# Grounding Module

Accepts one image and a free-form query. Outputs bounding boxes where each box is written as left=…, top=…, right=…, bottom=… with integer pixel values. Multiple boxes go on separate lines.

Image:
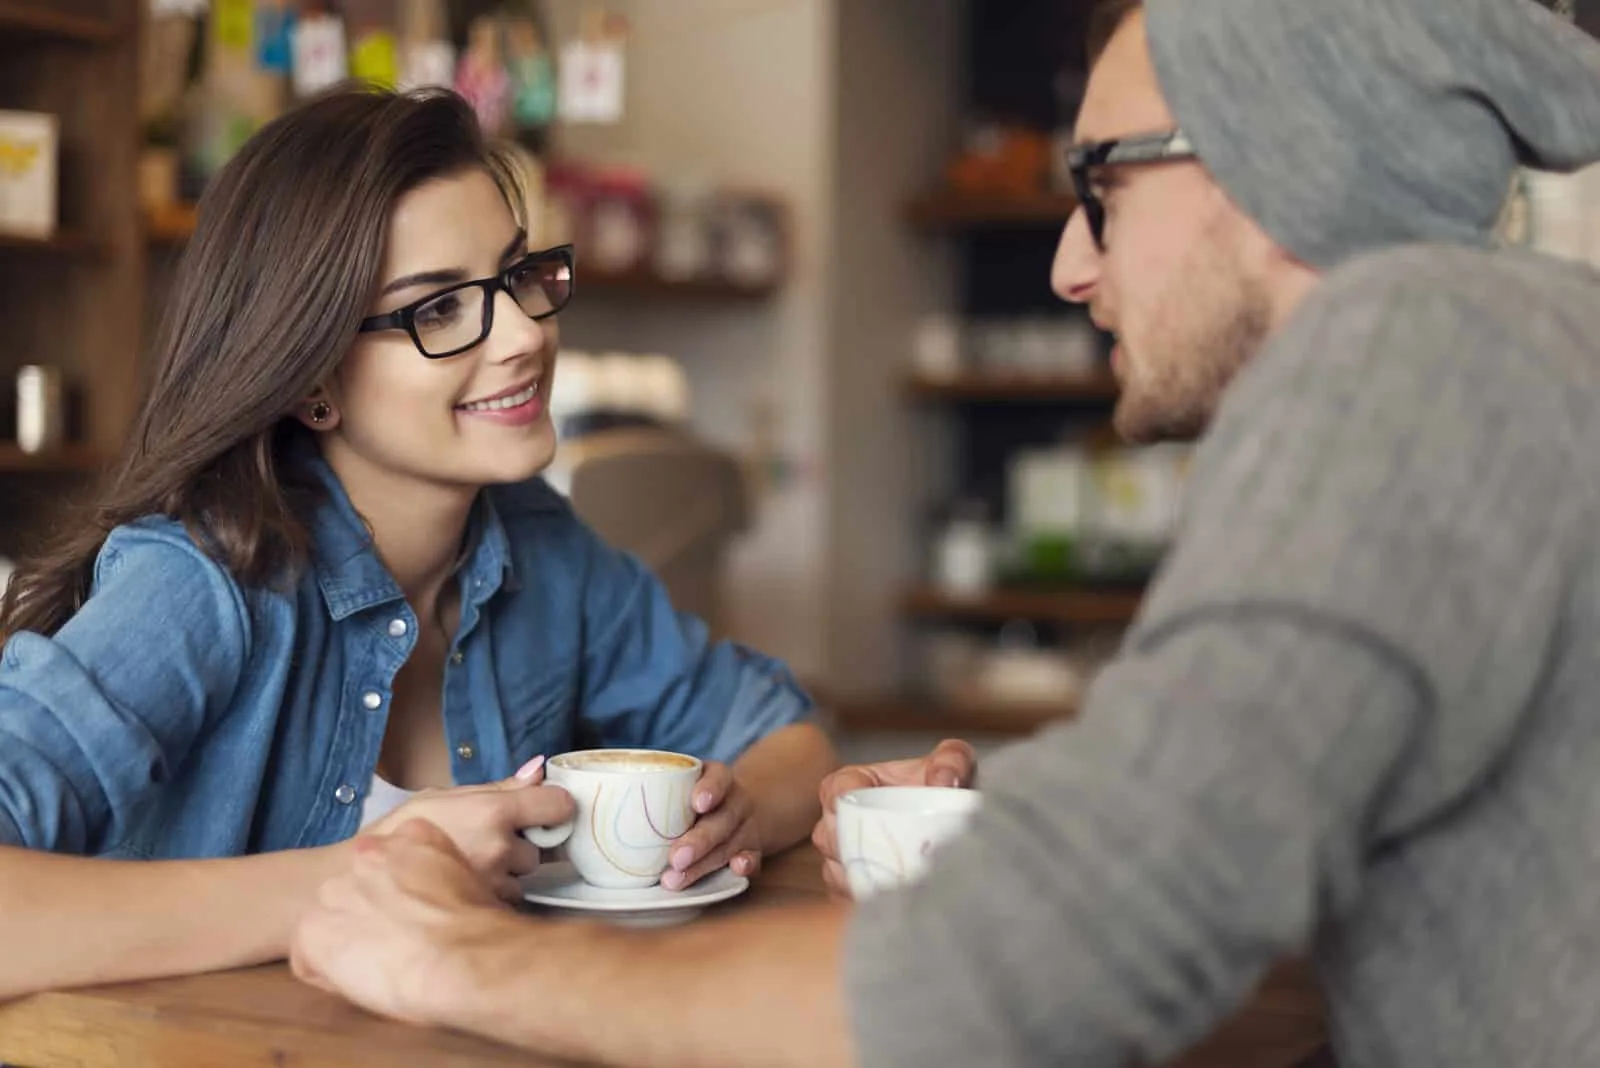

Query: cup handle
left=523, top=818, right=574, bottom=849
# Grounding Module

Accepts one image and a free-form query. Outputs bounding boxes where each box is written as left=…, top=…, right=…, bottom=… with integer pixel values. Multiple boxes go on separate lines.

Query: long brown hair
left=1, top=85, right=522, bottom=638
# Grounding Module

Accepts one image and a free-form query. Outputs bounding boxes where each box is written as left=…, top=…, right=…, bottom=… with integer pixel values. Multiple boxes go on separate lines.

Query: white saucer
left=520, top=862, right=751, bottom=927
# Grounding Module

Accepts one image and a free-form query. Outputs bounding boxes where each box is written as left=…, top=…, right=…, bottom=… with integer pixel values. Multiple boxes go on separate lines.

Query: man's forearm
left=733, top=722, right=838, bottom=853
left=454, top=902, right=857, bottom=1068
left=0, top=841, right=354, bottom=1000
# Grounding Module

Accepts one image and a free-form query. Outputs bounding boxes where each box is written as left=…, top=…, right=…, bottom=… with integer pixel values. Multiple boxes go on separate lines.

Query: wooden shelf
left=580, top=266, right=780, bottom=301
left=900, top=584, right=1143, bottom=627
left=0, top=442, right=103, bottom=473
left=906, top=369, right=1118, bottom=403
left=0, top=4, right=119, bottom=40
left=0, top=228, right=105, bottom=259
left=144, top=202, right=198, bottom=244
left=828, top=690, right=1077, bottom=737
left=907, top=190, right=1079, bottom=230
left=147, top=204, right=778, bottom=299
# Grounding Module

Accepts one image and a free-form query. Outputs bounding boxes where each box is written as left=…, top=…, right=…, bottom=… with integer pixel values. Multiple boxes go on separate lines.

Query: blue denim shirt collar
left=301, top=453, right=520, bottom=621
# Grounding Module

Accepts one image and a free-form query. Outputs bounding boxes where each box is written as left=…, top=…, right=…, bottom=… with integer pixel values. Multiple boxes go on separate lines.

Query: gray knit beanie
left=1144, top=0, right=1600, bottom=268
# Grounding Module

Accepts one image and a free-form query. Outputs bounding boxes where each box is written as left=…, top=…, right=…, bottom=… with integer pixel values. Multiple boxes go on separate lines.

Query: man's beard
left=1112, top=227, right=1273, bottom=445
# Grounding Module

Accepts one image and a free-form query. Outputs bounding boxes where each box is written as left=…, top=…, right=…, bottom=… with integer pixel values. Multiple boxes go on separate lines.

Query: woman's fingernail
left=515, top=755, right=546, bottom=782
left=661, top=870, right=684, bottom=890
left=695, top=791, right=713, bottom=811
left=672, top=846, right=694, bottom=870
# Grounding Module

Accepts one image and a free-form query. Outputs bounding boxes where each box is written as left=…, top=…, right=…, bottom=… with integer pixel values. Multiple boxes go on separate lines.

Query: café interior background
left=2, top=0, right=1598, bottom=759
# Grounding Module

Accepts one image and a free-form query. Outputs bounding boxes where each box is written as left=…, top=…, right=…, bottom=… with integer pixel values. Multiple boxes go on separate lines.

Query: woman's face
left=321, top=167, right=561, bottom=492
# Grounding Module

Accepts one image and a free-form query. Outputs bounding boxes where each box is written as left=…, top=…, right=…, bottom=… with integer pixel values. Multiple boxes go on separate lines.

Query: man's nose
left=1051, top=208, right=1099, bottom=305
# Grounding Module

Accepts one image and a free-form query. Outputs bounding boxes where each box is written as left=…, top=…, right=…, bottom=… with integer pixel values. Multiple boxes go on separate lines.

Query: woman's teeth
left=459, top=381, right=538, bottom=412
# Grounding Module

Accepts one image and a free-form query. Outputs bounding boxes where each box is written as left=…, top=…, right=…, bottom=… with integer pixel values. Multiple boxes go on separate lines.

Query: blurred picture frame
left=0, top=111, right=58, bottom=239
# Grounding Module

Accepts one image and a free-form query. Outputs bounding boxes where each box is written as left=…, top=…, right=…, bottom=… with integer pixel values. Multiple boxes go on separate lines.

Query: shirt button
left=450, top=650, right=464, bottom=665
left=456, top=743, right=476, bottom=761
left=334, top=784, right=357, bottom=805
left=362, top=691, right=383, bottom=710
left=388, top=618, right=408, bottom=638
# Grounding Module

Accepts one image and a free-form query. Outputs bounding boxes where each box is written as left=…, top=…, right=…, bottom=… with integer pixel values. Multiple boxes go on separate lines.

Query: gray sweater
left=846, top=245, right=1600, bottom=1067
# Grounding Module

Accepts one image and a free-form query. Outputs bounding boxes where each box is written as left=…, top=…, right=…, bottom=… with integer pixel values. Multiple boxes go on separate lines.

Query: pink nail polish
left=672, top=846, right=693, bottom=869
left=515, top=755, right=546, bottom=782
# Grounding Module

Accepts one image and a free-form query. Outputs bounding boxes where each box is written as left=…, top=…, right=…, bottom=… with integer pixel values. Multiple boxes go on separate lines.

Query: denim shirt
left=0, top=460, right=812, bottom=859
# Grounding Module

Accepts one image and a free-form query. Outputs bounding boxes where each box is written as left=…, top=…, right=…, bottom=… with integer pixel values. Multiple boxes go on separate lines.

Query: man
left=289, top=0, right=1600, bottom=1064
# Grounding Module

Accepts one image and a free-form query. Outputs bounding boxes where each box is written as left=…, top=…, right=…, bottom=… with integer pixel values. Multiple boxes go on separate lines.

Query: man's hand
left=811, top=739, right=978, bottom=898
left=290, top=819, right=519, bottom=1029
left=663, top=761, right=762, bottom=890
left=368, top=757, right=574, bottom=902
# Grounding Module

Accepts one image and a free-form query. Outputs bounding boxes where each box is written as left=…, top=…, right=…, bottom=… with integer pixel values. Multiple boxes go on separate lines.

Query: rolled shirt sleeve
left=0, top=521, right=250, bottom=854
left=574, top=529, right=813, bottom=764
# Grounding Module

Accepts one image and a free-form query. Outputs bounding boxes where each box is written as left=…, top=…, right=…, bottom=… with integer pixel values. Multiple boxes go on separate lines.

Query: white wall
left=823, top=0, right=961, bottom=691
left=547, top=0, right=839, bottom=678
left=546, top=0, right=966, bottom=696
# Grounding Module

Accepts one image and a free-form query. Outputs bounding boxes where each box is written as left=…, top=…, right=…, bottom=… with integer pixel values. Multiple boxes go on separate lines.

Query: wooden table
left=0, top=847, right=1327, bottom=1067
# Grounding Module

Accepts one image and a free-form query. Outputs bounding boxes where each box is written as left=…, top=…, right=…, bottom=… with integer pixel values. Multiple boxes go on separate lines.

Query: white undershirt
left=359, top=774, right=418, bottom=829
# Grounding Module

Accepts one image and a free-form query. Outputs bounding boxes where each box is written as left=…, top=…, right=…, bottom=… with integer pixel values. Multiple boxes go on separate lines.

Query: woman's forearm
left=733, top=721, right=839, bottom=854
left=0, top=840, right=354, bottom=1001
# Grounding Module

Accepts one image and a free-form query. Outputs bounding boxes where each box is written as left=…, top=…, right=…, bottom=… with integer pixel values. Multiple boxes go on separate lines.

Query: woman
left=0, top=85, right=835, bottom=999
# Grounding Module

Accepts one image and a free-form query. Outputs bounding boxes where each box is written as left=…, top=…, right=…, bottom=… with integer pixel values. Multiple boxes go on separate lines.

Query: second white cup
left=836, top=785, right=981, bottom=900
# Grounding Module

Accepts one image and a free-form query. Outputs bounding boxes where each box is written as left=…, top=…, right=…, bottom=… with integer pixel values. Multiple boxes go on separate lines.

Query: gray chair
left=551, top=428, right=751, bottom=636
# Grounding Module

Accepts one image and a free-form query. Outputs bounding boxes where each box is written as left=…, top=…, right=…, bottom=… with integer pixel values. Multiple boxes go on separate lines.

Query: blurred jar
left=549, top=349, right=597, bottom=431
left=912, top=315, right=963, bottom=380
left=931, top=500, right=995, bottom=597
left=655, top=178, right=714, bottom=282
left=1008, top=446, right=1091, bottom=582
left=976, top=629, right=1082, bottom=709
left=634, top=354, right=691, bottom=425
left=594, top=352, right=649, bottom=417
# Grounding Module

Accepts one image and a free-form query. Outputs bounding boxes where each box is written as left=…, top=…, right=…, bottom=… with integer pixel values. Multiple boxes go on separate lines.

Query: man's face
left=1053, top=10, right=1274, bottom=443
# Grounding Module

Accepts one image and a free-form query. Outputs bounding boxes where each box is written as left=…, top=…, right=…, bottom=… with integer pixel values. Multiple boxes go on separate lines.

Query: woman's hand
left=366, top=757, right=574, bottom=902
left=661, top=761, right=762, bottom=890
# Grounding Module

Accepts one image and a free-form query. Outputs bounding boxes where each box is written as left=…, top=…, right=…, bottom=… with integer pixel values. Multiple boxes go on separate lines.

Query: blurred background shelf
left=575, top=266, right=780, bottom=301
left=0, top=442, right=103, bottom=473
left=900, top=584, right=1144, bottom=627
left=145, top=204, right=778, bottom=300
left=906, top=190, right=1078, bottom=230
left=0, top=3, right=118, bottom=40
left=0, top=228, right=106, bottom=259
left=826, top=689, right=1077, bottom=738
left=905, top=369, right=1118, bottom=403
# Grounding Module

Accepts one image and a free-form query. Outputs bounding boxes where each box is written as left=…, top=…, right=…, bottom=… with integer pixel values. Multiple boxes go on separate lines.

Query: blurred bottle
left=931, top=499, right=996, bottom=597
left=15, top=365, right=64, bottom=454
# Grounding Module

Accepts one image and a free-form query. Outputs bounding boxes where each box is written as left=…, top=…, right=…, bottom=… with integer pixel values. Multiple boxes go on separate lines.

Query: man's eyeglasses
left=358, top=244, right=576, bottom=359
left=1065, top=129, right=1196, bottom=249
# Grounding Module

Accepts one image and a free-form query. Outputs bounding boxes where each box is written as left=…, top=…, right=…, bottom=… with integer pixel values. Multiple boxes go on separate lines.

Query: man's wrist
left=436, top=910, right=586, bottom=1045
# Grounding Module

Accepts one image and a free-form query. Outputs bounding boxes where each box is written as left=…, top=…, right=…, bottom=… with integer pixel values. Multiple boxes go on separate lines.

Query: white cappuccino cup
left=523, top=748, right=702, bottom=889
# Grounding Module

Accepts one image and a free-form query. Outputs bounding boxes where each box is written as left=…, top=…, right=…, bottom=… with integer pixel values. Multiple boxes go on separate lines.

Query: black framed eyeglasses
left=1065, top=129, right=1197, bottom=249
left=358, top=244, right=576, bottom=359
